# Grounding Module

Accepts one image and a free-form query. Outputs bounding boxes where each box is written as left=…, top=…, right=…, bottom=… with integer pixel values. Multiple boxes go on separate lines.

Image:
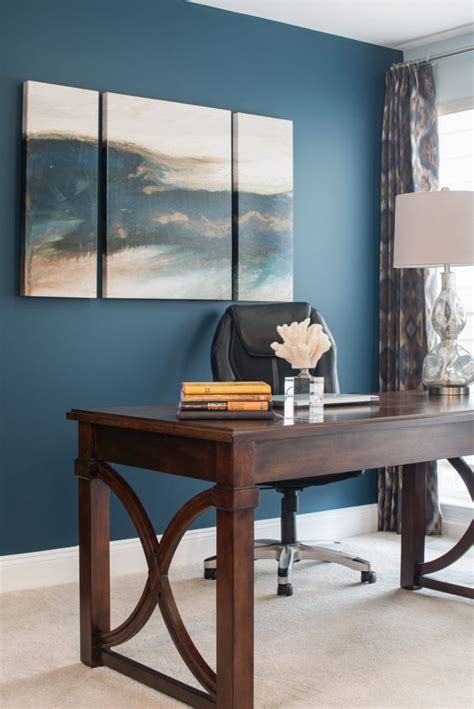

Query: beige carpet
left=1, top=532, right=473, bottom=708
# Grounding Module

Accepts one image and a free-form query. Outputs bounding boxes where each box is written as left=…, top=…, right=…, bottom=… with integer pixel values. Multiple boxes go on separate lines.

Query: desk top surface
left=67, top=391, right=474, bottom=443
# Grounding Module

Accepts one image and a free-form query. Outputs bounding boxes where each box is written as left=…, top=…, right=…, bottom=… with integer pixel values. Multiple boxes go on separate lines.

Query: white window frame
left=437, top=96, right=474, bottom=115
left=436, top=98, right=474, bottom=518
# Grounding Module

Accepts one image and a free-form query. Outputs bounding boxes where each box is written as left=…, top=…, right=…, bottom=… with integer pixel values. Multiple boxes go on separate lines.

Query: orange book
left=180, top=401, right=270, bottom=412
left=181, top=381, right=271, bottom=395
left=181, top=393, right=271, bottom=402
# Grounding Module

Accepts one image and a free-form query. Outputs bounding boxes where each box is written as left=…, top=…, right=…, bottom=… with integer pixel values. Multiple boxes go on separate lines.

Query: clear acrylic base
left=284, top=370, right=324, bottom=422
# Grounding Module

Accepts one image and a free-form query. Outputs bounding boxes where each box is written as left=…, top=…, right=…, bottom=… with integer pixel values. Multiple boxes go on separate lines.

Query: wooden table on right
left=68, top=391, right=474, bottom=708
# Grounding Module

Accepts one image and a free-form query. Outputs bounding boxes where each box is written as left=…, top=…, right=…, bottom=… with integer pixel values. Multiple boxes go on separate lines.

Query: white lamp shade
left=393, top=191, right=474, bottom=268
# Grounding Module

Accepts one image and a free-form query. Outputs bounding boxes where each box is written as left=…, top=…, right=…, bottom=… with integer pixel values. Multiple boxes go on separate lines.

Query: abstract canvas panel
left=22, top=81, right=99, bottom=297
left=233, top=113, right=293, bottom=301
left=103, top=93, right=232, bottom=299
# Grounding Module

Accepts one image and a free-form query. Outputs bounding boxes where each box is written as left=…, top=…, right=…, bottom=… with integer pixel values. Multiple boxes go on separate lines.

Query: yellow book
left=182, top=393, right=271, bottom=402
left=181, top=381, right=271, bottom=395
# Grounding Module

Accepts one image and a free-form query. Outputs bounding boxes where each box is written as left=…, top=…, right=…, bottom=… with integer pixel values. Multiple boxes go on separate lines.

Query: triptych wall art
left=103, top=93, right=232, bottom=299
left=22, top=82, right=99, bottom=297
left=233, top=113, right=293, bottom=301
left=22, top=81, right=293, bottom=301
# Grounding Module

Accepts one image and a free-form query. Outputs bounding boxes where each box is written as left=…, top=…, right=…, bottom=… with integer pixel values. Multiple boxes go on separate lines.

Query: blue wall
left=0, top=0, right=400, bottom=555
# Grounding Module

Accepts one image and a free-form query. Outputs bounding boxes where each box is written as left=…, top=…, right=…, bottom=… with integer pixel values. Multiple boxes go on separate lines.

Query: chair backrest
left=211, top=302, right=340, bottom=395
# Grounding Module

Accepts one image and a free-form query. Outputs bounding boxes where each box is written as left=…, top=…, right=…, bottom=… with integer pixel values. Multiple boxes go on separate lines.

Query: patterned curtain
left=378, top=63, right=442, bottom=535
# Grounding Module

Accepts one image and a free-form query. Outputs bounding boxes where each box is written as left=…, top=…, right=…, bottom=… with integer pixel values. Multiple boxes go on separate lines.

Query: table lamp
left=394, top=190, right=474, bottom=395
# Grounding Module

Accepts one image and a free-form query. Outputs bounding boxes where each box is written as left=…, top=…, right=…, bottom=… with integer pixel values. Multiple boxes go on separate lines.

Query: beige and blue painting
left=22, top=81, right=98, bottom=297
left=233, top=113, right=293, bottom=301
left=103, top=93, right=232, bottom=299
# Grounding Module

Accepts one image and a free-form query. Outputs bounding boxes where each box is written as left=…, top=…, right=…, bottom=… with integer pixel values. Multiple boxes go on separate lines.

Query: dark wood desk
left=67, top=391, right=474, bottom=708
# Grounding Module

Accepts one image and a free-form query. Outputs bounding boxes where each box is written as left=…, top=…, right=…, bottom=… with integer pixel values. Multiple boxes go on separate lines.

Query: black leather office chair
left=204, top=302, right=376, bottom=596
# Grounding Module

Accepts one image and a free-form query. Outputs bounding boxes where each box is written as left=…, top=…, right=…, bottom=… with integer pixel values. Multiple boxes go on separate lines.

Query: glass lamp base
left=422, top=340, right=474, bottom=390
left=422, top=266, right=474, bottom=395
left=427, top=385, right=470, bottom=396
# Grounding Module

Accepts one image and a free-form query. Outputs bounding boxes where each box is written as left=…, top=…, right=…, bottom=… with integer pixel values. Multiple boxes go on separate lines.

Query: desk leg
left=216, top=505, right=255, bottom=708
left=401, top=462, right=426, bottom=590
left=78, top=476, right=110, bottom=666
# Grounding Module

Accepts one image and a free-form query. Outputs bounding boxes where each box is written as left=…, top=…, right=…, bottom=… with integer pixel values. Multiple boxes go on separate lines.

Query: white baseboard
left=0, top=503, right=378, bottom=593
left=441, top=502, right=473, bottom=539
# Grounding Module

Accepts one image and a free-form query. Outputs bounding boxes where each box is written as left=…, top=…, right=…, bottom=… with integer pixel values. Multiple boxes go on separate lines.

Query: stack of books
left=177, top=381, right=273, bottom=420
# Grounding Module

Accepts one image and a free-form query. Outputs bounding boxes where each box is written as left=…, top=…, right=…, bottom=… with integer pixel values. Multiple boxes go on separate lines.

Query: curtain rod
left=390, top=45, right=474, bottom=70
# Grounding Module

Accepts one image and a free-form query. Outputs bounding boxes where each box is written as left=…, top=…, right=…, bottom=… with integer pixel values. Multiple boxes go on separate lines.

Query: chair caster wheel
left=204, top=568, right=217, bottom=580
left=361, top=570, right=376, bottom=584
left=277, top=583, right=293, bottom=596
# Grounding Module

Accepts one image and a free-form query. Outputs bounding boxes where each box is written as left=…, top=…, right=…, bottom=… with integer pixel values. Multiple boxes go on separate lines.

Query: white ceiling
left=189, top=1, right=474, bottom=49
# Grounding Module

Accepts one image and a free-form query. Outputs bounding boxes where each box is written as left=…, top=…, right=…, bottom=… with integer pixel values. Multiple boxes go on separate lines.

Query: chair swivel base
left=204, top=539, right=376, bottom=596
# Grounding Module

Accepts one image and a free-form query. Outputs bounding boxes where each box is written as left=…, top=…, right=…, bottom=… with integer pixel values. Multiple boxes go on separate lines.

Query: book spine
left=182, top=384, right=271, bottom=395
left=180, top=402, right=270, bottom=412
left=181, top=393, right=271, bottom=402
left=181, top=382, right=271, bottom=395
left=177, top=410, right=275, bottom=420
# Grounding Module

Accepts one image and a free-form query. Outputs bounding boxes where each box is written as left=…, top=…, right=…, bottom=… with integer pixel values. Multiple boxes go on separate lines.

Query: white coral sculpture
left=270, top=318, right=332, bottom=370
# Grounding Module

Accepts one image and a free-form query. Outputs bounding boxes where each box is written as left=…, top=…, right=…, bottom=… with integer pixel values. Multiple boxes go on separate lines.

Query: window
left=437, top=102, right=474, bottom=507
